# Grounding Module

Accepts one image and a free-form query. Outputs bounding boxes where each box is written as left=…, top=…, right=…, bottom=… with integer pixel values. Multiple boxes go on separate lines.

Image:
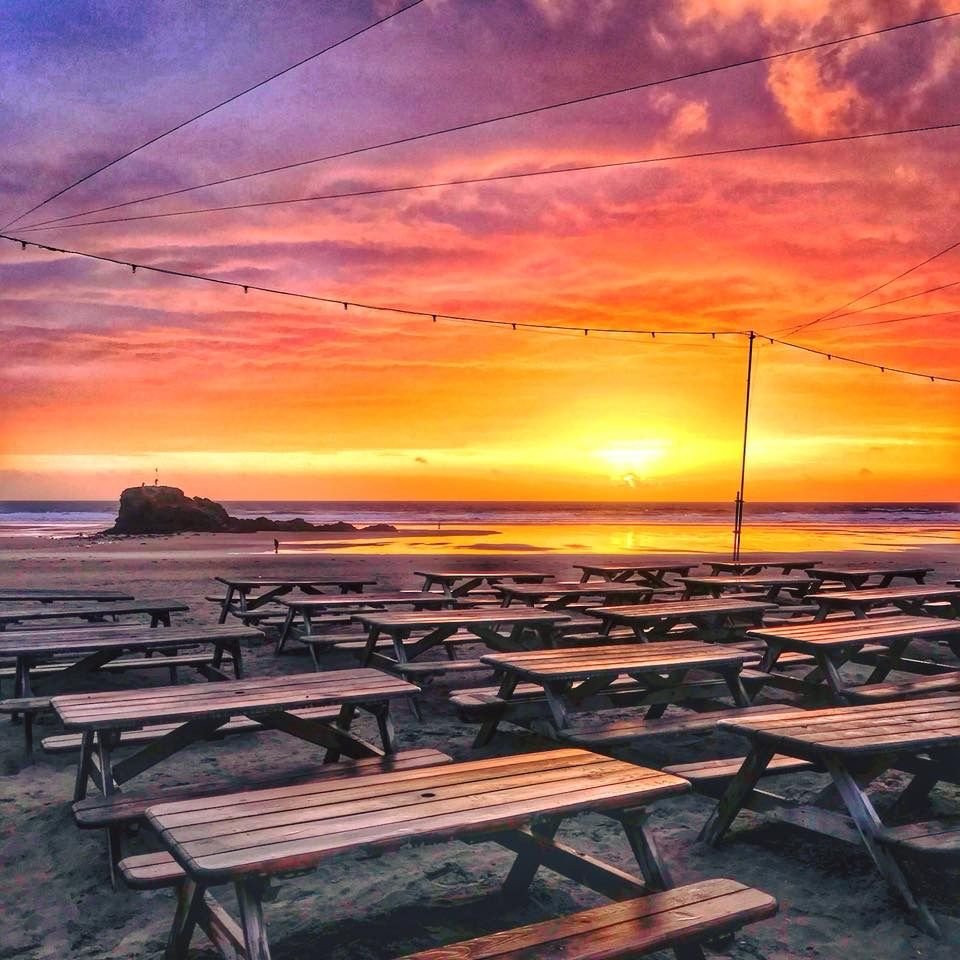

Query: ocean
left=1, top=501, right=958, bottom=555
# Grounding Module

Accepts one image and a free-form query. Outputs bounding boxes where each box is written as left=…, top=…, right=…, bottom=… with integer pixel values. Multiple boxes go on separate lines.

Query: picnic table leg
left=616, top=806, right=673, bottom=890
left=235, top=879, right=272, bottom=960
left=699, top=745, right=775, bottom=846
left=218, top=586, right=235, bottom=624
left=501, top=814, right=563, bottom=898
left=275, top=605, right=298, bottom=655
left=823, top=756, right=940, bottom=937
left=722, top=669, right=753, bottom=707
left=370, top=702, right=397, bottom=755
left=474, top=673, right=517, bottom=748
left=164, top=879, right=207, bottom=960
left=73, top=731, right=95, bottom=801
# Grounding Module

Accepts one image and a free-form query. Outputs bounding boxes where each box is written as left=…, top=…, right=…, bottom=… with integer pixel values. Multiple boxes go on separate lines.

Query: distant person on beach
left=273, top=538, right=279, bottom=554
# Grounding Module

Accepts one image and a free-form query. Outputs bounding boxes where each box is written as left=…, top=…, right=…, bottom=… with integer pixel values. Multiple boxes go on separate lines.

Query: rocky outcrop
left=102, top=486, right=396, bottom=535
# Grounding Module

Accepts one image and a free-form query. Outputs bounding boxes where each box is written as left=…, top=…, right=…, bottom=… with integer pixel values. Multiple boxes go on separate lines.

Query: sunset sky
left=1, top=0, right=958, bottom=502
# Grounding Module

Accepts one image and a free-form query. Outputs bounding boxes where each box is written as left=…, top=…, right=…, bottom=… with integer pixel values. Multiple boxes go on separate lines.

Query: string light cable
left=3, top=233, right=957, bottom=383
left=0, top=0, right=426, bottom=232
left=17, top=120, right=960, bottom=233
left=20, top=9, right=959, bottom=231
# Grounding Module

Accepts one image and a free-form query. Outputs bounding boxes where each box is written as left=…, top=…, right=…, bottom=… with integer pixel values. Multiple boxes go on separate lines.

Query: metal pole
left=733, top=330, right=756, bottom=560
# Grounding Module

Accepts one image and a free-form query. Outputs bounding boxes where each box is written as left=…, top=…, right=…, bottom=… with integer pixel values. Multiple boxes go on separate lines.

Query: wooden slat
left=586, top=599, right=776, bottom=623
left=52, top=669, right=418, bottom=728
left=0, top=599, right=189, bottom=625
left=815, top=586, right=960, bottom=604
left=0, top=589, right=134, bottom=602
left=397, top=879, right=777, bottom=960
left=148, top=750, right=689, bottom=882
left=214, top=578, right=376, bottom=589
left=354, top=609, right=570, bottom=629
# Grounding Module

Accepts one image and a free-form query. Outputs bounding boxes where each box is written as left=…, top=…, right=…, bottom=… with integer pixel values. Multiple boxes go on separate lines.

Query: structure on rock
left=102, top=485, right=396, bottom=535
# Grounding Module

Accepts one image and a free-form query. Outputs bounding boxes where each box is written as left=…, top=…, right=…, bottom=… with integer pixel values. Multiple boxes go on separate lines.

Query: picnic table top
left=480, top=639, right=757, bottom=681
left=682, top=574, right=812, bottom=589
left=0, top=588, right=135, bottom=602
left=52, top=668, right=417, bottom=730
left=414, top=570, right=551, bottom=582
left=720, top=695, right=960, bottom=756
left=574, top=562, right=697, bottom=574
left=495, top=581, right=658, bottom=599
left=708, top=559, right=820, bottom=570
left=0, top=624, right=261, bottom=657
left=0, top=599, right=189, bottom=624
left=146, top=748, right=689, bottom=883
left=279, top=592, right=451, bottom=609
left=585, top=598, right=777, bottom=623
left=810, top=566, right=933, bottom=579
left=813, top=585, right=960, bottom=606
left=353, top=608, right=571, bottom=630
left=747, top=614, right=960, bottom=650
left=214, top=577, right=376, bottom=589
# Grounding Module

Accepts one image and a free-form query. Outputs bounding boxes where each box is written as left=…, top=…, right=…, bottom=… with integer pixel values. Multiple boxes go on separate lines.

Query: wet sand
left=1, top=534, right=959, bottom=958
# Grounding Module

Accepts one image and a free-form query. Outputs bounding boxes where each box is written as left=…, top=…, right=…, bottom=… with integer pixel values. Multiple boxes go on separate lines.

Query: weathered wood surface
left=354, top=608, right=571, bottom=635
left=586, top=599, right=776, bottom=641
left=74, top=747, right=452, bottom=828
left=53, top=669, right=417, bottom=730
left=681, top=575, right=814, bottom=600
left=747, top=614, right=960, bottom=652
left=147, top=749, right=689, bottom=884
left=720, top=696, right=960, bottom=757
left=574, top=563, right=698, bottom=584
left=495, top=581, right=660, bottom=609
left=397, top=878, right=778, bottom=960
left=809, top=567, right=933, bottom=589
left=707, top=559, right=820, bottom=575
left=280, top=593, right=455, bottom=611
left=0, top=599, right=189, bottom=629
left=213, top=578, right=376, bottom=590
left=481, top=640, right=756, bottom=682
left=0, top=588, right=134, bottom=603
left=812, top=586, right=960, bottom=620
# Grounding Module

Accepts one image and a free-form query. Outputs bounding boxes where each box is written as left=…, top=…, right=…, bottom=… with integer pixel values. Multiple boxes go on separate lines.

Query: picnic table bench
left=0, top=588, right=134, bottom=603
left=681, top=574, right=815, bottom=602
left=213, top=577, right=377, bottom=623
left=706, top=559, right=820, bottom=575
left=699, top=696, right=960, bottom=936
left=130, top=747, right=775, bottom=960
left=811, top=585, right=960, bottom=621
left=586, top=598, right=776, bottom=643
left=809, top=566, right=933, bottom=589
left=274, top=592, right=457, bottom=654
left=575, top=562, right=698, bottom=585
left=748, top=615, right=960, bottom=703
left=495, top=580, right=667, bottom=609
left=55, top=668, right=418, bottom=882
left=0, top=624, right=254, bottom=755
left=0, top=598, right=188, bottom=631
left=472, top=640, right=757, bottom=746
left=415, top=569, right=551, bottom=597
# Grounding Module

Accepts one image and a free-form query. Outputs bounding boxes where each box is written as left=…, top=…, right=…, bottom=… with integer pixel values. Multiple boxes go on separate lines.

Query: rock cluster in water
left=102, top=485, right=396, bottom=535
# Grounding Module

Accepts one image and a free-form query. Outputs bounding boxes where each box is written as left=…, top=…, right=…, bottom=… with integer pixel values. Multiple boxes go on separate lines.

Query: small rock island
left=102, top=485, right=397, bottom=535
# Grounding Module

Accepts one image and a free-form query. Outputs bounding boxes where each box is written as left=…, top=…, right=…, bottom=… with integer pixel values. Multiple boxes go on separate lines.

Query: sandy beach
left=1, top=533, right=959, bottom=959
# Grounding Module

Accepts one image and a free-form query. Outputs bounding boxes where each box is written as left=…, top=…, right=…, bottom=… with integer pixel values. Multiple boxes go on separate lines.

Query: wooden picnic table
left=700, top=696, right=960, bottom=935
left=145, top=748, right=692, bottom=960
left=477, top=640, right=756, bottom=742
left=496, top=580, right=662, bottom=609
left=0, top=623, right=254, bottom=699
left=574, top=562, right=698, bottom=586
left=0, top=598, right=188, bottom=631
left=681, top=575, right=814, bottom=602
left=213, top=577, right=377, bottom=622
left=0, top=588, right=134, bottom=604
left=353, top=608, right=570, bottom=679
left=55, top=668, right=417, bottom=803
left=706, top=559, right=820, bottom=576
left=275, top=592, right=457, bottom=654
left=415, top=569, right=551, bottom=597
left=808, top=566, right=933, bottom=589
left=811, top=585, right=960, bottom=621
left=586, top=598, right=777, bottom=643
left=748, top=615, right=960, bottom=702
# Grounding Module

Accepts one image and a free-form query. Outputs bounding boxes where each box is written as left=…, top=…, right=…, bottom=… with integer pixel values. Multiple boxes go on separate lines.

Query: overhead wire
left=3, top=233, right=957, bottom=383
left=17, top=120, right=960, bottom=232
left=20, top=9, right=959, bottom=231
left=0, top=0, right=426, bottom=232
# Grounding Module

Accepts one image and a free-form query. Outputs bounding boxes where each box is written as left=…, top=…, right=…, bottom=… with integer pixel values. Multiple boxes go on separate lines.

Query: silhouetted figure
left=273, top=538, right=279, bottom=554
